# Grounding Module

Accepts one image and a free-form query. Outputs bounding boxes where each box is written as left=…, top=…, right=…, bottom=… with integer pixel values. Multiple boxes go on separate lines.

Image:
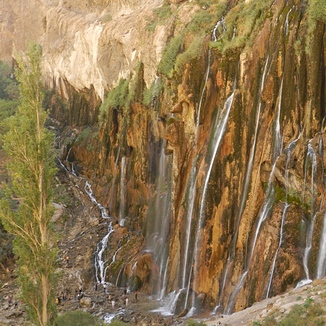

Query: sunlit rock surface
left=1, top=0, right=326, bottom=319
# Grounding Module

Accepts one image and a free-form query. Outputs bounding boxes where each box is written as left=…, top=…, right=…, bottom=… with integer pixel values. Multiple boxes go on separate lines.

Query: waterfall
left=85, top=181, right=110, bottom=218
left=95, top=222, right=114, bottom=284
left=84, top=180, right=115, bottom=284
left=119, top=156, right=127, bottom=225
left=266, top=132, right=301, bottom=297
left=226, top=54, right=286, bottom=314
left=152, top=290, right=183, bottom=316
left=58, top=149, right=114, bottom=285
left=284, top=6, right=294, bottom=37
left=317, top=131, right=326, bottom=278
left=296, top=142, right=317, bottom=287
left=188, top=86, right=236, bottom=312
left=217, top=56, right=270, bottom=312
left=317, top=210, right=326, bottom=278
left=147, top=140, right=172, bottom=299
left=178, top=19, right=227, bottom=310
left=226, top=163, right=277, bottom=314
left=266, top=203, right=289, bottom=297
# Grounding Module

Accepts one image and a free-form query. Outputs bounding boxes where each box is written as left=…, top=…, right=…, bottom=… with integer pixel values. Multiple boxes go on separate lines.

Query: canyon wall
left=1, top=0, right=326, bottom=316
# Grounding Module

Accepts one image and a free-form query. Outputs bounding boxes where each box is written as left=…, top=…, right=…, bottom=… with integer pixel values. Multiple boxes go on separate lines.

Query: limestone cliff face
left=0, top=0, right=166, bottom=100
left=1, top=0, right=326, bottom=317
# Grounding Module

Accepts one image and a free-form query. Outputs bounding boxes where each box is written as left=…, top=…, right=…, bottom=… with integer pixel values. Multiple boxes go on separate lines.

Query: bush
left=110, top=320, right=128, bottom=326
left=307, top=0, right=326, bottom=23
left=175, top=36, right=205, bottom=75
left=158, top=34, right=184, bottom=78
left=186, top=319, right=207, bottom=326
left=99, top=78, right=129, bottom=122
left=54, top=310, right=102, bottom=326
left=211, top=0, right=273, bottom=53
left=146, top=1, right=172, bottom=31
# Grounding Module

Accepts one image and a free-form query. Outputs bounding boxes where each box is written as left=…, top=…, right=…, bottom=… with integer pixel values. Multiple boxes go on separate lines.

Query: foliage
left=186, top=319, right=207, bottom=326
left=146, top=0, right=172, bottom=31
left=0, top=61, right=19, bottom=100
left=0, top=221, right=13, bottom=269
left=142, top=78, right=163, bottom=107
left=54, top=310, right=103, bottom=326
left=0, top=61, right=19, bottom=139
left=254, top=298, right=325, bottom=326
left=185, top=10, right=215, bottom=35
left=99, top=78, right=128, bottom=122
left=99, top=63, right=144, bottom=124
left=0, top=43, right=58, bottom=326
left=175, top=36, right=205, bottom=75
left=158, top=34, right=184, bottom=78
left=109, top=320, right=128, bottom=326
left=210, top=0, right=273, bottom=53
left=305, top=0, right=326, bottom=54
left=307, top=0, right=326, bottom=24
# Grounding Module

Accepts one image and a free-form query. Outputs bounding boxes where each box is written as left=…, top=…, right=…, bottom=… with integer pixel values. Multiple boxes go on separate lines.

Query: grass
left=158, top=34, right=184, bottom=78
left=210, top=0, right=274, bottom=53
left=175, top=36, right=205, bottom=75
left=253, top=297, right=325, bottom=326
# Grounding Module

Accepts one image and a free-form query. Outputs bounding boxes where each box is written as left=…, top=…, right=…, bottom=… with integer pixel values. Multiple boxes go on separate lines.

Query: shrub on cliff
left=54, top=310, right=103, bottom=326
left=186, top=319, right=207, bottom=326
left=307, top=0, right=326, bottom=24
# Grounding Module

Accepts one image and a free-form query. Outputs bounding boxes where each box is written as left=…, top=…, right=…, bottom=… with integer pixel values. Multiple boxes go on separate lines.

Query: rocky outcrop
left=1, top=0, right=326, bottom=319
left=0, top=0, right=168, bottom=101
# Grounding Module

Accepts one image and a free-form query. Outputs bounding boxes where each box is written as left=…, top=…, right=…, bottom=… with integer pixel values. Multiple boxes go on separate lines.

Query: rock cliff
left=1, top=0, right=326, bottom=318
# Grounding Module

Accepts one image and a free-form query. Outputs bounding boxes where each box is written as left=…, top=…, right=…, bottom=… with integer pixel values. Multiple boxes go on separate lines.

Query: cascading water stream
left=317, top=210, right=326, bottom=278
left=179, top=19, right=224, bottom=296
left=223, top=7, right=295, bottom=308
left=95, top=222, right=114, bottom=284
left=266, top=132, right=301, bottom=297
left=226, top=163, right=277, bottom=314
left=216, top=56, right=270, bottom=313
left=58, top=148, right=114, bottom=285
left=147, top=140, right=172, bottom=300
left=264, top=10, right=299, bottom=295
left=186, top=84, right=236, bottom=314
left=178, top=19, right=227, bottom=312
left=296, top=142, right=317, bottom=287
left=266, top=203, right=290, bottom=297
left=317, top=127, right=326, bottom=278
left=84, top=180, right=115, bottom=284
left=119, top=156, right=127, bottom=225
left=226, top=54, right=286, bottom=314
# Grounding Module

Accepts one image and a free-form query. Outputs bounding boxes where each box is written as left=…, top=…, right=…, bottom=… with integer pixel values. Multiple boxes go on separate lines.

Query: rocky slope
left=1, top=0, right=326, bottom=321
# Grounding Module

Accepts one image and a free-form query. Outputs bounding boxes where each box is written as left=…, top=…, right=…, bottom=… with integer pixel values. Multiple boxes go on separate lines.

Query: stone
left=79, top=297, right=92, bottom=308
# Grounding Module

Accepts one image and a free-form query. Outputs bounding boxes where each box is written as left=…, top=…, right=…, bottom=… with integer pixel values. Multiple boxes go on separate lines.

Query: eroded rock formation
left=1, top=0, right=326, bottom=317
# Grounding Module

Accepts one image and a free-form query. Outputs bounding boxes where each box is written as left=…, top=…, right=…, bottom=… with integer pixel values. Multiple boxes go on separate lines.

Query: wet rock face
left=55, top=0, right=326, bottom=316
left=2, top=0, right=326, bottom=318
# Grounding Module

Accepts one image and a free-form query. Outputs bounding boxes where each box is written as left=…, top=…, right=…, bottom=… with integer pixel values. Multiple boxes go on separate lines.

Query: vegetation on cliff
left=0, top=60, right=18, bottom=278
left=0, top=43, right=58, bottom=326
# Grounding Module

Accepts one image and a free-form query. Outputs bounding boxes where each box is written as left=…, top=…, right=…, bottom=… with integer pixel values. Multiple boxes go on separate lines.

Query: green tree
left=54, top=310, right=103, bottom=326
left=0, top=43, right=57, bottom=326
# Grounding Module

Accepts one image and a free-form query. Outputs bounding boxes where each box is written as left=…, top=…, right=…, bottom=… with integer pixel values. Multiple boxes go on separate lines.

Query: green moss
left=211, top=0, right=274, bottom=53
left=186, top=319, right=207, bottom=326
left=158, top=34, right=184, bottom=78
left=175, top=36, right=205, bottom=75
left=146, top=1, right=172, bottom=31
left=54, top=310, right=102, bottom=326
left=142, top=78, right=163, bottom=107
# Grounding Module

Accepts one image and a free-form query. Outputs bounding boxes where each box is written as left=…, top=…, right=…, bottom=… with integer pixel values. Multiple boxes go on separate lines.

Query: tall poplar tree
left=0, top=43, right=57, bottom=326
